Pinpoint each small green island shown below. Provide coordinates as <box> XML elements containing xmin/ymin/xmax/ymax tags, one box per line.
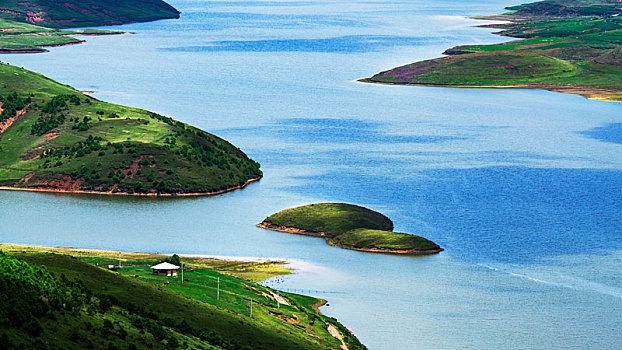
<box><xmin>258</xmin><ymin>203</ymin><xmax>443</xmax><ymax>255</ymax></box>
<box><xmin>363</xmin><ymin>0</ymin><xmax>622</xmax><ymax>102</ymax></box>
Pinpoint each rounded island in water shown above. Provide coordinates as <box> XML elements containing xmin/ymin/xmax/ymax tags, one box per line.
<box><xmin>258</xmin><ymin>203</ymin><xmax>443</xmax><ymax>255</ymax></box>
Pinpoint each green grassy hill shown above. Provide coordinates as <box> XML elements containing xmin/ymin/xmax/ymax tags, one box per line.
<box><xmin>364</xmin><ymin>0</ymin><xmax>622</xmax><ymax>102</ymax></box>
<box><xmin>0</xmin><ymin>0</ymin><xmax>179</xmax><ymax>29</ymax></box>
<box><xmin>0</xmin><ymin>62</ymin><xmax>262</xmax><ymax>195</ymax></box>
<box><xmin>0</xmin><ymin>248</ymin><xmax>365</xmax><ymax>350</ymax></box>
<box><xmin>328</xmin><ymin>228</ymin><xmax>441</xmax><ymax>252</ymax></box>
<box><xmin>260</xmin><ymin>203</ymin><xmax>394</xmax><ymax>238</ymax></box>
<box><xmin>259</xmin><ymin>203</ymin><xmax>442</xmax><ymax>254</ymax></box>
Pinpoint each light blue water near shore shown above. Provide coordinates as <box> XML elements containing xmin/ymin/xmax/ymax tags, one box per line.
<box><xmin>2</xmin><ymin>0</ymin><xmax>621</xmax><ymax>349</ymax></box>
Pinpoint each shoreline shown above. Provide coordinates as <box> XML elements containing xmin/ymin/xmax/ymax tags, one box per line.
<box><xmin>360</xmin><ymin>8</ymin><xmax>622</xmax><ymax>104</ymax></box>
<box><xmin>258</xmin><ymin>221</ymin><xmax>443</xmax><ymax>255</ymax></box>
<box><xmin>0</xmin><ymin>31</ymin><xmax>132</xmax><ymax>54</ymax></box>
<box><xmin>0</xmin><ymin>175</ymin><xmax>261</xmax><ymax>197</ymax></box>
<box><xmin>0</xmin><ymin>242</ymin><xmax>287</xmax><ymax>265</ymax></box>
<box><xmin>358</xmin><ymin>78</ymin><xmax>622</xmax><ymax>103</ymax></box>
<box><xmin>326</xmin><ymin>239</ymin><xmax>444</xmax><ymax>255</ymax></box>
<box><xmin>256</xmin><ymin>222</ymin><xmax>327</xmax><ymax>237</ymax></box>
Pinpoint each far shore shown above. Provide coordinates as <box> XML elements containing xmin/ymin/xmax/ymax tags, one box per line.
<box><xmin>358</xmin><ymin>78</ymin><xmax>622</xmax><ymax>103</ymax></box>
<box><xmin>0</xmin><ymin>175</ymin><xmax>261</xmax><ymax>197</ymax></box>
<box><xmin>0</xmin><ymin>242</ymin><xmax>288</xmax><ymax>265</ymax></box>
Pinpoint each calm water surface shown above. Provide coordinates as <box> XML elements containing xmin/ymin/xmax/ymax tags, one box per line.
<box><xmin>2</xmin><ymin>0</ymin><xmax>621</xmax><ymax>349</ymax></box>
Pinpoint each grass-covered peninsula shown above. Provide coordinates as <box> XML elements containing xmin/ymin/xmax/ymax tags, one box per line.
<box><xmin>258</xmin><ymin>203</ymin><xmax>442</xmax><ymax>254</ymax></box>
<box><xmin>0</xmin><ymin>62</ymin><xmax>262</xmax><ymax>195</ymax></box>
<box><xmin>0</xmin><ymin>244</ymin><xmax>365</xmax><ymax>350</ymax></box>
<box><xmin>0</xmin><ymin>0</ymin><xmax>180</xmax><ymax>53</ymax></box>
<box><xmin>364</xmin><ymin>0</ymin><xmax>622</xmax><ymax>102</ymax></box>
<box><xmin>0</xmin><ymin>18</ymin><xmax>127</xmax><ymax>54</ymax></box>
<box><xmin>0</xmin><ymin>0</ymin><xmax>179</xmax><ymax>29</ymax></box>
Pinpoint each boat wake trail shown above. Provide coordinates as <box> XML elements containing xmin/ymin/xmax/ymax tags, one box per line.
<box><xmin>477</xmin><ymin>263</ymin><xmax>622</xmax><ymax>299</ymax></box>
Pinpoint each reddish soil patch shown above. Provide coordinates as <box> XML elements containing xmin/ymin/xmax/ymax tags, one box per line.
<box><xmin>0</xmin><ymin>9</ymin><xmax>22</xmax><ymax>16</ymax></box>
<box><xmin>256</xmin><ymin>222</ymin><xmax>327</xmax><ymax>237</ymax></box>
<box><xmin>342</xmin><ymin>245</ymin><xmax>445</xmax><ymax>255</ymax></box>
<box><xmin>268</xmin><ymin>311</ymin><xmax>299</xmax><ymax>324</ymax></box>
<box><xmin>0</xmin><ymin>104</ymin><xmax>29</xmax><ymax>134</ymax></box>
<box><xmin>43</xmin><ymin>131</ymin><xmax>59</xmax><ymax>141</ymax></box>
<box><xmin>61</xmin><ymin>2</ymin><xmax>93</xmax><ymax>15</ymax></box>
<box><xmin>17</xmin><ymin>172</ymin><xmax>35</xmax><ymax>184</ymax></box>
<box><xmin>24</xmin><ymin>174</ymin><xmax>83</xmax><ymax>191</ymax></box>
<box><xmin>1</xmin><ymin>176</ymin><xmax>262</xmax><ymax>197</ymax></box>
<box><xmin>25</xmin><ymin>10</ymin><xmax>48</xmax><ymax>24</ymax></box>
<box><xmin>0</xmin><ymin>48</ymin><xmax>45</xmax><ymax>53</ymax></box>
<box><xmin>38</xmin><ymin>41</ymin><xmax>82</xmax><ymax>48</ymax></box>
<box><xmin>121</xmin><ymin>155</ymin><xmax>151</xmax><ymax>179</ymax></box>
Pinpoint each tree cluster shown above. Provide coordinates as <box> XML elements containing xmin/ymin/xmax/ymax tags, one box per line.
<box><xmin>0</xmin><ymin>91</ymin><xmax>30</xmax><ymax>122</ymax></box>
<box><xmin>0</xmin><ymin>252</ymin><xmax>90</xmax><ymax>335</ymax></box>
<box><xmin>31</xmin><ymin>94</ymin><xmax>84</xmax><ymax>135</ymax></box>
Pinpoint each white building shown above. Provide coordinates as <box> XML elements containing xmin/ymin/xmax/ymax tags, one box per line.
<box><xmin>150</xmin><ymin>262</ymin><xmax>180</xmax><ymax>276</ymax></box>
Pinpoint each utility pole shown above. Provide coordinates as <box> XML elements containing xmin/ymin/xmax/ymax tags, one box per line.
<box><xmin>181</xmin><ymin>262</ymin><xmax>184</xmax><ymax>284</ymax></box>
<box><xmin>118</xmin><ymin>251</ymin><xmax>121</xmax><ymax>269</ymax></box>
<box><xmin>250</xmin><ymin>298</ymin><xmax>253</xmax><ymax>318</ymax></box>
<box><xmin>217</xmin><ymin>277</ymin><xmax>220</xmax><ymax>301</ymax></box>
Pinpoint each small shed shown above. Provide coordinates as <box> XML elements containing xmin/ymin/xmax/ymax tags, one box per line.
<box><xmin>150</xmin><ymin>262</ymin><xmax>180</xmax><ymax>276</ymax></box>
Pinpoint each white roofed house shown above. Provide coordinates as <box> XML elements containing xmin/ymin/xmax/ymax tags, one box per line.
<box><xmin>150</xmin><ymin>262</ymin><xmax>180</xmax><ymax>276</ymax></box>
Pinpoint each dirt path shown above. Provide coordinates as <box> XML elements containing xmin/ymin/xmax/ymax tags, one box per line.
<box><xmin>327</xmin><ymin>323</ymin><xmax>348</xmax><ymax>350</ymax></box>
<box><xmin>269</xmin><ymin>291</ymin><xmax>290</xmax><ymax>306</ymax></box>
<box><xmin>0</xmin><ymin>103</ymin><xmax>29</xmax><ymax>134</ymax></box>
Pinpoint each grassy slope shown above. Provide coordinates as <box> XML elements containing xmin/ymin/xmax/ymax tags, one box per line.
<box><xmin>365</xmin><ymin>0</ymin><xmax>622</xmax><ymax>102</ymax></box>
<box><xmin>260</xmin><ymin>203</ymin><xmax>442</xmax><ymax>254</ymax></box>
<box><xmin>0</xmin><ymin>0</ymin><xmax>180</xmax><ymax>29</ymax></box>
<box><xmin>1</xmin><ymin>249</ymin><xmax>365</xmax><ymax>350</ymax></box>
<box><xmin>0</xmin><ymin>63</ymin><xmax>262</xmax><ymax>195</ymax></box>
<box><xmin>262</xmin><ymin>203</ymin><xmax>394</xmax><ymax>238</ymax></box>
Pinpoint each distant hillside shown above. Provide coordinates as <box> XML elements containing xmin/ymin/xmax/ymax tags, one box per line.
<box><xmin>364</xmin><ymin>0</ymin><xmax>622</xmax><ymax>102</ymax></box>
<box><xmin>507</xmin><ymin>0</ymin><xmax>622</xmax><ymax>17</ymax></box>
<box><xmin>0</xmin><ymin>63</ymin><xmax>262</xmax><ymax>195</ymax></box>
<box><xmin>0</xmin><ymin>0</ymin><xmax>180</xmax><ymax>28</ymax></box>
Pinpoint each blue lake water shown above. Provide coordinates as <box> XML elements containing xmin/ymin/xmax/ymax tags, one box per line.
<box><xmin>1</xmin><ymin>0</ymin><xmax>621</xmax><ymax>348</ymax></box>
